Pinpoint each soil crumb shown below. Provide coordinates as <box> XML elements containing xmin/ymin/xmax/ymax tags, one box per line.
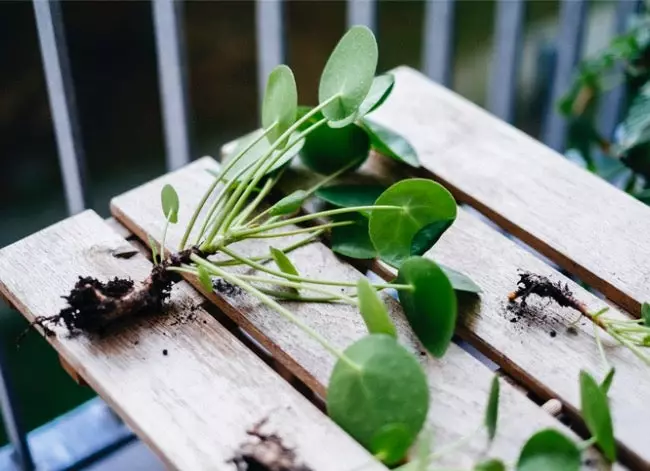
<box><xmin>162</xmin><ymin>349</ymin><xmax>168</xmax><ymax>356</ymax></box>
<box><xmin>230</xmin><ymin>420</ymin><xmax>312</xmax><ymax>471</ymax></box>
<box><xmin>214</xmin><ymin>279</ymin><xmax>242</xmax><ymax>296</ymax></box>
<box><xmin>549</xmin><ymin>330</ymin><xmax>557</xmax><ymax>338</ymax></box>
<box><xmin>508</xmin><ymin>272</ymin><xmax>587</xmax><ymax>314</ymax></box>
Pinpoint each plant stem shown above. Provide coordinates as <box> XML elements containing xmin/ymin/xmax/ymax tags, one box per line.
<box><xmin>230</xmin><ymin>171</ymin><xmax>279</xmax><ymax>229</ymax></box>
<box><xmin>232</xmin><ymin>221</ymin><xmax>353</xmax><ymax>241</ymax></box>
<box><xmin>578</xmin><ymin>436</ymin><xmax>598</xmax><ymax>451</ymax></box>
<box><xmin>608</xmin><ymin>330</ymin><xmax>650</xmax><ymax>366</ymax></box>
<box><xmin>256</xmin><ymin>288</ymin><xmax>353</xmax><ymax>303</ymax></box>
<box><xmin>230</xmin><ymin>205</ymin><xmax>401</xmax><ymax>239</ymax></box>
<box><xmin>426</xmin><ymin>425</ymin><xmax>483</xmax><ymax>464</ymax></box>
<box><xmin>593</xmin><ymin>321</ymin><xmax>610</xmax><ymax>370</ymax></box>
<box><xmin>189</xmin><ymin>254</ymin><xmax>359</xmax><ymax>370</ymax></box>
<box><xmin>159</xmin><ymin>212</ymin><xmax>172</xmax><ymax>260</ymax></box>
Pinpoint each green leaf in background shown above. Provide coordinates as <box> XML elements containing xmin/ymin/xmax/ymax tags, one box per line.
<box><xmin>296</xmin><ymin>105</ymin><xmax>324</xmax><ymax>132</ymax></box>
<box><xmin>330</xmin><ymin>213</ymin><xmax>377</xmax><ymax>259</ymax></box>
<box><xmin>396</xmin><ymin>256</ymin><xmax>457</xmax><ymax>357</ymax></box>
<box><xmin>197</xmin><ymin>265</ymin><xmax>213</xmax><ymax>292</ymax></box>
<box><xmin>358</xmin><ymin>74</ymin><xmax>395</xmax><ymax>117</ymax></box>
<box><xmin>642</xmin><ymin>302</ymin><xmax>650</xmax><ymax>326</ymax></box>
<box><xmin>268</xmin><ymin>190</ymin><xmax>307</xmax><ymax>216</ymax></box>
<box><xmin>369</xmin><ymin>179</ymin><xmax>457</xmax><ymax>268</ymax></box>
<box><xmin>270</xmin><ymin>247</ymin><xmax>300</xmax><ymax>278</ymax></box>
<box><xmin>357</xmin><ymin>277</ymin><xmax>397</xmax><ymax>337</ymax></box>
<box><xmin>617</xmin><ymin>82</ymin><xmax>650</xmax><ymax>154</ymax></box>
<box><xmin>363</xmin><ymin>119</ymin><xmax>420</xmax><ymax>167</ymax></box>
<box><xmin>300</xmin><ymin>124</ymin><xmax>370</xmax><ymax>174</ymax></box>
<box><xmin>438</xmin><ymin>264</ymin><xmax>482</xmax><ymax>294</ymax></box>
<box><xmin>161</xmin><ymin>183</ymin><xmax>179</xmax><ymax>223</ymax></box>
<box><xmin>319</xmin><ymin>26</ymin><xmax>378</xmax><ymax>122</ymax></box>
<box><xmin>485</xmin><ymin>375</ymin><xmax>500</xmax><ymax>443</ymax></box>
<box><xmin>600</xmin><ymin>367</ymin><xmax>616</xmax><ymax>394</ymax></box>
<box><xmin>315</xmin><ymin>184</ymin><xmax>386</xmax><ymax>211</ymax></box>
<box><xmin>410</xmin><ymin>220</ymin><xmax>455</xmax><ymax>256</ymax></box>
<box><xmin>475</xmin><ymin>459</ymin><xmax>506</xmax><ymax>471</ymax></box>
<box><xmin>327</xmin><ymin>334</ymin><xmax>429</xmax><ymax>465</ymax></box>
<box><xmin>223</xmin><ymin>128</ymin><xmax>304</xmax><ymax>181</ymax></box>
<box><xmin>580</xmin><ymin>370</ymin><xmax>617</xmax><ymax>462</ymax></box>
<box><xmin>516</xmin><ymin>429</ymin><xmax>580</xmax><ymax>471</ymax></box>
<box><xmin>262</xmin><ymin>64</ymin><xmax>297</xmax><ymax>147</ymax></box>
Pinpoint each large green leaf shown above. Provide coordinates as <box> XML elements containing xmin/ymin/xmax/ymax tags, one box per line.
<box><xmin>369</xmin><ymin>179</ymin><xmax>457</xmax><ymax>268</ymax></box>
<box><xmin>396</xmin><ymin>257</ymin><xmax>457</xmax><ymax>357</ymax></box>
<box><xmin>580</xmin><ymin>370</ymin><xmax>616</xmax><ymax>462</ymax></box>
<box><xmin>262</xmin><ymin>65</ymin><xmax>297</xmax><ymax>147</ymax></box>
<box><xmin>358</xmin><ymin>74</ymin><xmax>395</xmax><ymax>117</ymax></box>
<box><xmin>618</xmin><ymin>82</ymin><xmax>650</xmax><ymax>153</ymax></box>
<box><xmin>327</xmin><ymin>334</ymin><xmax>429</xmax><ymax>465</ymax></box>
<box><xmin>330</xmin><ymin>213</ymin><xmax>377</xmax><ymax>259</ymax></box>
<box><xmin>300</xmin><ymin>123</ymin><xmax>370</xmax><ymax>174</ymax></box>
<box><xmin>319</xmin><ymin>26</ymin><xmax>378</xmax><ymax>122</ymax></box>
<box><xmin>357</xmin><ymin>278</ymin><xmax>397</xmax><ymax>337</ymax></box>
<box><xmin>315</xmin><ymin>184</ymin><xmax>386</xmax><ymax>211</ymax></box>
<box><xmin>517</xmin><ymin>429</ymin><xmax>580</xmax><ymax>471</ymax></box>
<box><xmin>161</xmin><ymin>184</ymin><xmax>179</xmax><ymax>223</ymax></box>
<box><xmin>363</xmin><ymin>119</ymin><xmax>420</xmax><ymax>167</ymax></box>
<box><xmin>439</xmin><ymin>264</ymin><xmax>482</xmax><ymax>294</ymax></box>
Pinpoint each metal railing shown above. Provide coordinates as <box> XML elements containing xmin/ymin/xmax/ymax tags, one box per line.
<box><xmin>0</xmin><ymin>0</ymin><xmax>641</xmax><ymax>469</ymax></box>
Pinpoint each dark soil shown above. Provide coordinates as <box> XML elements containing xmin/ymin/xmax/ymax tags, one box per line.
<box><xmin>213</xmin><ymin>278</ymin><xmax>242</xmax><ymax>296</ymax></box>
<box><xmin>230</xmin><ymin>420</ymin><xmax>311</xmax><ymax>471</ymax></box>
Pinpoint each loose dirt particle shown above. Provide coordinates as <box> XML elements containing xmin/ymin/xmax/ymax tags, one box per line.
<box><xmin>214</xmin><ymin>279</ymin><xmax>242</xmax><ymax>296</ymax></box>
<box><xmin>162</xmin><ymin>349</ymin><xmax>168</xmax><ymax>356</ymax></box>
<box><xmin>549</xmin><ymin>330</ymin><xmax>557</xmax><ymax>338</ymax></box>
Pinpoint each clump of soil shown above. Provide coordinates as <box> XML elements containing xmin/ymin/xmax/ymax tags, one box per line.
<box><xmin>230</xmin><ymin>421</ymin><xmax>312</xmax><ymax>471</ymax></box>
<box><xmin>213</xmin><ymin>279</ymin><xmax>242</xmax><ymax>296</ymax></box>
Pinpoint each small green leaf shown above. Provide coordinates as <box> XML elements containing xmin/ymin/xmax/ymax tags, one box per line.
<box><xmin>197</xmin><ymin>265</ymin><xmax>213</xmax><ymax>292</ymax></box>
<box><xmin>300</xmin><ymin>123</ymin><xmax>370</xmax><ymax>174</ymax></box>
<box><xmin>439</xmin><ymin>264</ymin><xmax>482</xmax><ymax>294</ymax></box>
<box><xmin>358</xmin><ymin>74</ymin><xmax>395</xmax><ymax>117</ymax></box>
<box><xmin>357</xmin><ymin>277</ymin><xmax>397</xmax><ymax>337</ymax></box>
<box><xmin>410</xmin><ymin>220</ymin><xmax>455</xmax><ymax>256</ymax></box>
<box><xmin>396</xmin><ymin>256</ymin><xmax>457</xmax><ymax>357</ymax></box>
<box><xmin>161</xmin><ymin>184</ymin><xmax>179</xmax><ymax>223</ymax></box>
<box><xmin>475</xmin><ymin>459</ymin><xmax>506</xmax><ymax>471</ymax></box>
<box><xmin>262</xmin><ymin>64</ymin><xmax>298</xmax><ymax>147</ymax></box>
<box><xmin>642</xmin><ymin>302</ymin><xmax>650</xmax><ymax>326</ymax></box>
<box><xmin>580</xmin><ymin>370</ymin><xmax>616</xmax><ymax>461</ymax></box>
<box><xmin>268</xmin><ymin>190</ymin><xmax>307</xmax><ymax>216</ymax></box>
<box><xmin>485</xmin><ymin>375</ymin><xmax>500</xmax><ymax>443</ymax></box>
<box><xmin>270</xmin><ymin>247</ymin><xmax>300</xmax><ymax>277</ymax></box>
<box><xmin>319</xmin><ymin>26</ymin><xmax>378</xmax><ymax>122</ymax></box>
<box><xmin>517</xmin><ymin>429</ymin><xmax>580</xmax><ymax>471</ymax></box>
<box><xmin>600</xmin><ymin>367</ymin><xmax>616</xmax><ymax>394</ymax></box>
<box><xmin>331</xmin><ymin>213</ymin><xmax>377</xmax><ymax>259</ymax></box>
<box><xmin>315</xmin><ymin>184</ymin><xmax>386</xmax><ymax>212</ymax></box>
<box><xmin>369</xmin><ymin>179</ymin><xmax>457</xmax><ymax>268</ymax></box>
<box><xmin>327</xmin><ymin>334</ymin><xmax>429</xmax><ymax>465</ymax></box>
<box><xmin>363</xmin><ymin>119</ymin><xmax>420</xmax><ymax>167</ymax></box>
<box><xmin>148</xmin><ymin>235</ymin><xmax>159</xmax><ymax>264</ymax></box>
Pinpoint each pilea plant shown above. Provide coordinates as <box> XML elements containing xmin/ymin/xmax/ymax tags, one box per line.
<box><xmin>33</xmin><ymin>26</ymin><xmax>479</xmax><ymax>465</ymax></box>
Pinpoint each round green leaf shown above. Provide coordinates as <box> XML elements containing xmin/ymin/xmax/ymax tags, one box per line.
<box><xmin>517</xmin><ymin>429</ymin><xmax>580</xmax><ymax>471</ymax></box>
<box><xmin>357</xmin><ymin>277</ymin><xmax>397</xmax><ymax>337</ymax></box>
<box><xmin>161</xmin><ymin>184</ymin><xmax>179</xmax><ymax>223</ymax></box>
<box><xmin>485</xmin><ymin>375</ymin><xmax>500</xmax><ymax>442</ymax></box>
<box><xmin>411</xmin><ymin>220</ymin><xmax>455</xmax><ymax>256</ymax></box>
<box><xmin>358</xmin><ymin>74</ymin><xmax>395</xmax><ymax>117</ymax></box>
<box><xmin>331</xmin><ymin>214</ymin><xmax>377</xmax><ymax>259</ymax></box>
<box><xmin>580</xmin><ymin>370</ymin><xmax>616</xmax><ymax>462</ymax></box>
<box><xmin>439</xmin><ymin>264</ymin><xmax>482</xmax><ymax>294</ymax></box>
<box><xmin>316</xmin><ymin>184</ymin><xmax>386</xmax><ymax>211</ymax></box>
<box><xmin>475</xmin><ymin>459</ymin><xmax>506</xmax><ymax>471</ymax></box>
<box><xmin>223</xmin><ymin>129</ymin><xmax>304</xmax><ymax>181</ymax></box>
<box><xmin>370</xmin><ymin>423</ymin><xmax>411</xmax><ymax>465</ymax></box>
<box><xmin>363</xmin><ymin>119</ymin><xmax>420</xmax><ymax>167</ymax></box>
<box><xmin>300</xmin><ymin>124</ymin><xmax>370</xmax><ymax>174</ymax></box>
<box><xmin>396</xmin><ymin>257</ymin><xmax>457</xmax><ymax>358</ymax></box>
<box><xmin>369</xmin><ymin>179</ymin><xmax>457</xmax><ymax>268</ymax></box>
<box><xmin>262</xmin><ymin>65</ymin><xmax>298</xmax><ymax>147</ymax></box>
<box><xmin>268</xmin><ymin>190</ymin><xmax>307</xmax><ymax>216</ymax></box>
<box><xmin>328</xmin><ymin>112</ymin><xmax>360</xmax><ymax>129</ymax></box>
<box><xmin>319</xmin><ymin>26</ymin><xmax>378</xmax><ymax>122</ymax></box>
<box><xmin>327</xmin><ymin>334</ymin><xmax>429</xmax><ymax>465</ymax></box>
<box><xmin>197</xmin><ymin>265</ymin><xmax>213</xmax><ymax>292</ymax></box>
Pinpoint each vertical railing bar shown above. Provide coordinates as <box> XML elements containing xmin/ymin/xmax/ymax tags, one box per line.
<box><xmin>255</xmin><ymin>0</ymin><xmax>285</xmax><ymax>114</ymax></box>
<box><xmin>542</xmin><ymin>0</ymin><xmax>589</xmax><ymax>151</ymax></box>
<box><xmin>423</xmin><ymin>0</ymin><xmax>455</xmax><ymax>87</ymax></box>
<box><xmin>347</xmin><ymin>0</ymin><xmax>376</xmax><ymax>32</ymax></box>
<box><xmin>152</xmin><ymin>0</ymin><xmax>191</xmax><ymax>171</ymax></box>
<box><xmin>488</xmin><ymin>0</ymin><xmax>525</xmax><ymax>123</ymax></box>
<box><xmin>0</xmin><ymin>343</ymin><xmax>34</xmax><ymax>471</ymax></box>
<box><xmin>33</xmin><ymin>0</ymin><xmax>88</xmax><ymax>215</ymax></box>
<box><xmin>599</xmin><ymin>0</ymin><xmax>643</xmax><ymax>139</ymax></box>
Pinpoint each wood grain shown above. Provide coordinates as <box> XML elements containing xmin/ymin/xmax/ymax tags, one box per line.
<box><xmin>111</xmin><ymin>157</ymin><xmax>610</xmax><ymax>468</ymax></box>
<box><xmin>0</xmin><ymin>211</ymin><xmax>381</xmax><ymax>471</ymax></box>
<box><xmin>370</xmin><ymin>66</ymin><xmax>650</xmax><ymax>316</ymax></box>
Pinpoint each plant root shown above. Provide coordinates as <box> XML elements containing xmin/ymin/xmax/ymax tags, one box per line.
<box><xmin>229</xmin><ymin>420</ymin><xmax>312</xmax><ymax>471</ymax></box>
<box><xmin>508</xmin><ymin>271</ymin><xmax>589</xmax><ymax>316</ymax></box>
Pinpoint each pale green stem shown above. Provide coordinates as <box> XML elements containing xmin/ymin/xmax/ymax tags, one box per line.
<box><xmin>194</xmin><ymin>183</ymin><xmax>232</xmax><ymax>246</ymax></box>
<box><xmin>229</xmin><ymin>205</ymin><xmax>400</xmax><ymax>239</ymax></box>
<box><xmin>160</xmin><ymin>212</ymin><xmax>172</xmax><ymax>260</ymax></box>
<box><xmin>593</xmin><ymin>321</ymin><xmax>610</xmax><ymax>370</ymax></box>
<box><xmin>303</xmin><ymin>157</ymin><xmax>365</xmax><ymax>197</ymax></box>
<box><xmin>426</xmin><ymin>425</ymin><xmax>483</xmax><ymax>464</ymax></box>
<box><xmin>608</xmin><ymin>330</ymin><xmax>650</xmax><ymax>366</ymax></box>
<box><xmin>256</xmin><ymin>288</ymin><xmax>354</xmax><ymax>303</ymax></box>
<box><xmin>190</xmin><ymin>254</ymin><xmax>359</xmax><ymax>369</ymax></box>
<box><xmin>231</xmin><ymin>221</ymin><xmax>353</xmax><ymax>241</ymax></box>
<box><xmin>178</xmin><ymin>126</ymin><xmax>274</xmax><ymax>249</ymax></box>
<box><xmin>578</xmin><ymin>436</ymin><xmax>598</xmax><ymax>451</ymax></box>
<box><xmin>219</xmin><ymin>245</ymin><xmax>413</xmax><ymax>291</ymax></box>
<box><xmin>230</xmin><ymin>171</ymin><xmax>280</xmax><ymax>229</ymax></box>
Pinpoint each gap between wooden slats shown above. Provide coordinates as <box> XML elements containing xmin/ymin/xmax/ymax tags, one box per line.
<box><xmin>542</xmin><ymin>0</ymin><xmax>589</xmax><ymax>151</ymax></box>
<box><xmin>256</xmin><ymin>0</ymin><xmax>285</xmax><ymax>114</ymax></box>
<box><xmin>347</xmin><ymin>0</ymin><xmax>376</xmax><ymax>31</ymax></box>
<box><xmin>488</xmin><ymin>0</ymin><xmax>525</xmax><ymax>123</ymax></box>
<box><xmin>423</xmin><ymin>0</ymin><xmax>454</xmax><ymax>87</ymax></box>
<box><xmin>111</xmin><ymin>157</ymin><xmax>609</xmax><ymax>468</ymax></box>
<box><xmin>0</xmin><ymin>211</ymin><xmax>380</xmax><ymax>471</ymax></box>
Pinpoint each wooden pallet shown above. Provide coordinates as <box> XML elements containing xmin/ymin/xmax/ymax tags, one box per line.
<box><xmin>1</xmin><ymin>67</ymin><xmax>647</xmax><ymax>470</ymax></box>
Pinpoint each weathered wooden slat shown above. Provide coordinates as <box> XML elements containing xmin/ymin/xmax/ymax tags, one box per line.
<box><xmin>370</xmin><ymin>66</ymin><xmax>650</xmax><ymax>317</ymax></box>
<box><xmin>0</xmin><ymin>211</ymin><xmax>381</xmax><ymax>471</ymax></box>
<box><xmin>111</xmin><ymin>157</ymin><xmax>609</xmax><ymax>467</ymax></box>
